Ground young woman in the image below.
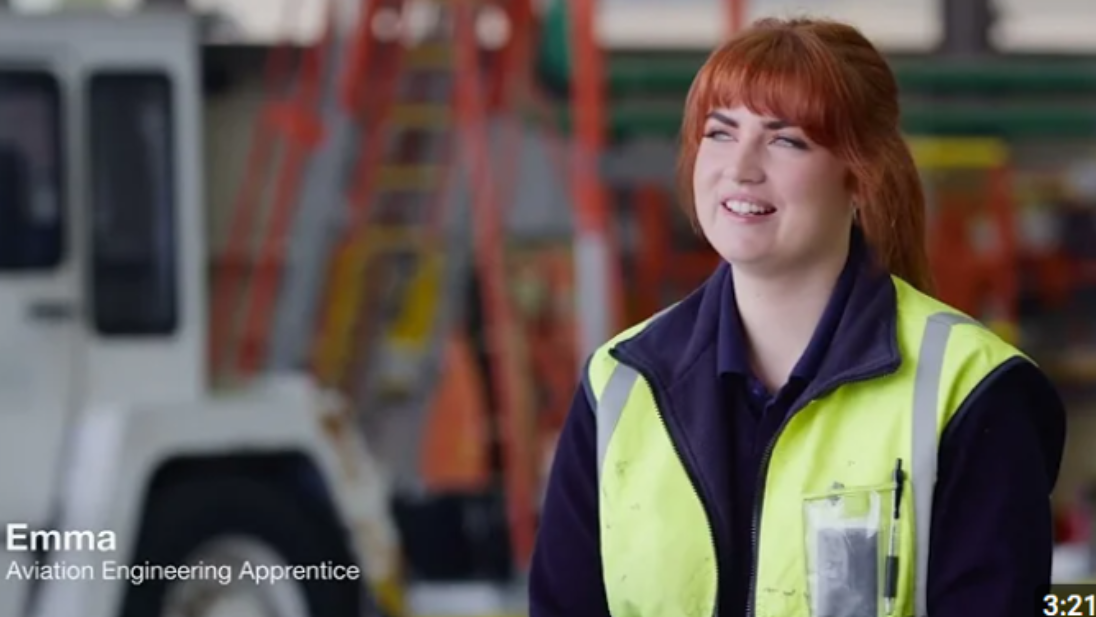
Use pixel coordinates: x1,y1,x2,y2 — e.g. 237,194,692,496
530,16,1066,617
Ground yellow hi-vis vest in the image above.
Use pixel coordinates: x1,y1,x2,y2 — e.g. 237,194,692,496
586,277,1026,617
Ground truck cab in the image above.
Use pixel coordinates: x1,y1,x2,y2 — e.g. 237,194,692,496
0,9,399,617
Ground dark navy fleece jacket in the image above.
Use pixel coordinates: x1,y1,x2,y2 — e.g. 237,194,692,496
529,232,1067,617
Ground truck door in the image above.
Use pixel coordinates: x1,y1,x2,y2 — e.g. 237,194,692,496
82,69,189,404
0,57,81,617
78,15,203,407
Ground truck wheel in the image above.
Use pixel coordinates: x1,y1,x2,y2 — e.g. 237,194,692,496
120,474,366,617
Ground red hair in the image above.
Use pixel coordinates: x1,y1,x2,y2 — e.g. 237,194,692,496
677,17,934,294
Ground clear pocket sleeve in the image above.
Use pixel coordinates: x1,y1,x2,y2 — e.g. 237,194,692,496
803,483,896,617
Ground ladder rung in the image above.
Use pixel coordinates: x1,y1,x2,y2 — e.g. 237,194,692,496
375,165,444,192
387,252,442,343
310,230,435,383
312,242,372,383
363,226,432,251
405,44,451,70
390,103,451,129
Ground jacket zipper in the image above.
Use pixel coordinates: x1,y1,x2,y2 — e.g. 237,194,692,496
744,364,897,617
611,346,722,617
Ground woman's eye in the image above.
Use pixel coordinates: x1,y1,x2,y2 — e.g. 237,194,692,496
773,135,808,149
703,129,732,141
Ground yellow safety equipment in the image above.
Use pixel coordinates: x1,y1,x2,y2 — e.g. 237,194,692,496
585,276,1025,617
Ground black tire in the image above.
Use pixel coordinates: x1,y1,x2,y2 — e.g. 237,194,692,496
119,474,366,617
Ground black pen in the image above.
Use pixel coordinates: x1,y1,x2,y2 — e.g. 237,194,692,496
884,458,904,615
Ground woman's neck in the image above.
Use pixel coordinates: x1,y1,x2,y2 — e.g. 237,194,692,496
732,247,850,392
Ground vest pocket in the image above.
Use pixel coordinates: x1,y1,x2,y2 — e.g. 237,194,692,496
802,483,896,617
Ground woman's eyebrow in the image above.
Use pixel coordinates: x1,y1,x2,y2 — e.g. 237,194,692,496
706,111,793,130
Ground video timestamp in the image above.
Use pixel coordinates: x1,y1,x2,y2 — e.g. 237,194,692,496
1042,585,1096,616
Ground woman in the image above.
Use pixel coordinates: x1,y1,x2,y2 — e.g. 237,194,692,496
530,16,1066,617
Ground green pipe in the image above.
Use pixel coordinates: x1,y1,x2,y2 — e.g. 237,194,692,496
597,58,1096,97
537,1,1096,96
528,105,1096,140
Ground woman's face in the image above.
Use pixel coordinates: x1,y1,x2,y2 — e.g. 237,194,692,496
692,105,855,276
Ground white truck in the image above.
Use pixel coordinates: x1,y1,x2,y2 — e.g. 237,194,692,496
0,9,401,617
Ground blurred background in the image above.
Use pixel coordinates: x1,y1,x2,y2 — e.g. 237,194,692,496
2,0,1096,615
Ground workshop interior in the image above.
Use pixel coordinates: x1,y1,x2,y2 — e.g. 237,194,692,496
1,0,1096,615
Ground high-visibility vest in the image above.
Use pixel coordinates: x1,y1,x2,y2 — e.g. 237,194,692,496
586,277,1025,617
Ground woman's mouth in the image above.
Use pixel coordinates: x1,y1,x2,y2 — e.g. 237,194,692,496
722,199,776,216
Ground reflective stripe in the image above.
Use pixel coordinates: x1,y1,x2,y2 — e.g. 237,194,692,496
911,312,979,617
589,303,676,479
593,363,640,481
591,310,983,616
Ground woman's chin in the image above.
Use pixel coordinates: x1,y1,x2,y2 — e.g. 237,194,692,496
709,234,778,267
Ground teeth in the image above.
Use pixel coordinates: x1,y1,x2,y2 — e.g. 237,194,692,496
723,200,774,215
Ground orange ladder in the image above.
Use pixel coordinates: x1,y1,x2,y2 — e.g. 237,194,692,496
309,0,442,394
451,0,539,572
211,0,436,385
295,0,540,572
209,0,334,383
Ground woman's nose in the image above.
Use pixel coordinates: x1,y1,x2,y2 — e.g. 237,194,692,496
724,143,765,185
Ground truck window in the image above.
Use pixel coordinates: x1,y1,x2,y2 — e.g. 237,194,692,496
88,71,177,336
0,70,65,271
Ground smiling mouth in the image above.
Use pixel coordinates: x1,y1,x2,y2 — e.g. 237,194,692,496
722,199,776,216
